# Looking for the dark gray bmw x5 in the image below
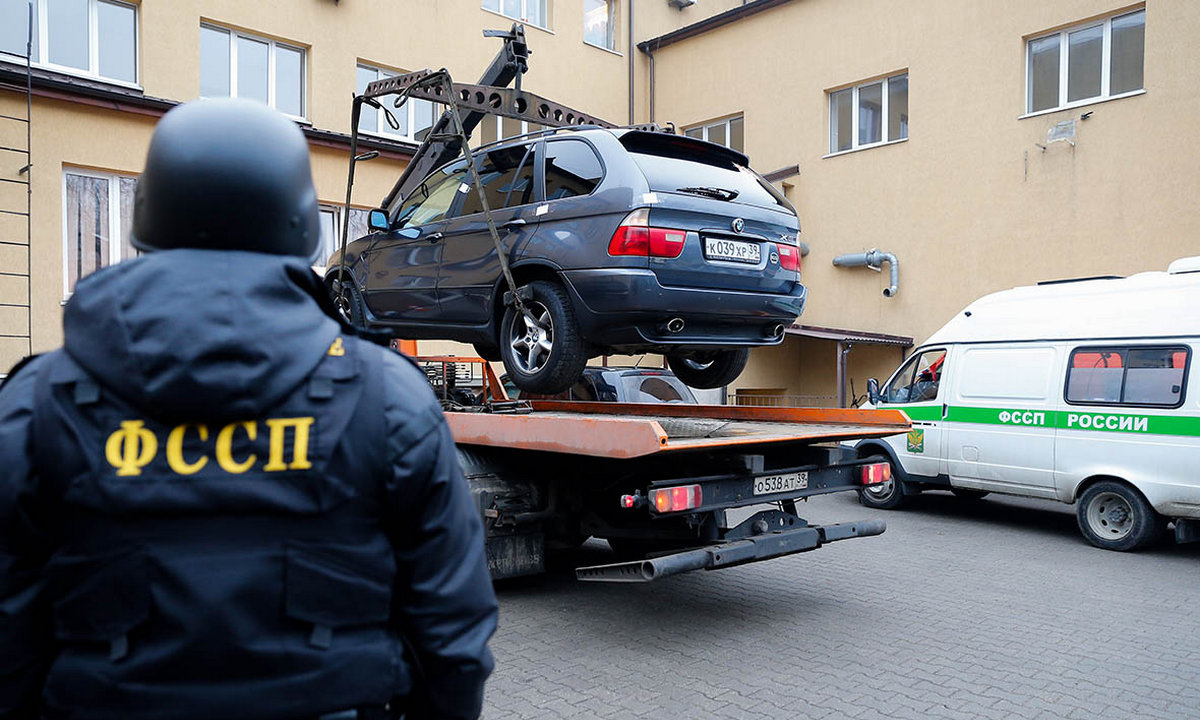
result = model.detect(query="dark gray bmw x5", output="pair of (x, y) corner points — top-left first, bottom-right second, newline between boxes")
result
(326, 128), (806, 394)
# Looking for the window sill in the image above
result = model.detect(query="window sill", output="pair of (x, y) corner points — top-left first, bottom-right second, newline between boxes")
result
(823, 137), (908, 159)
(0, 53), (142, 92)
(1018, 89), (1146, 120)
(359, 127), (420, 144)
(481, 8), (554, 34)
(583, 41), (622, 57)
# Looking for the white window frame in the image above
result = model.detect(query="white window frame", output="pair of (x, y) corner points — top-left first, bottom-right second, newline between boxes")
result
(1, 0), (140, 88)
(200, 24), (306, 120)
(826, 72), (908, 156)
(60, 167), (136, 299)
(475, 115), (544, 146)
(582, 0), (616, 52)
(1023, 9), (1145, 117)
(482, 0), (549, 30)
(356, 63), (446, 144)
(683, 115), (744, 152)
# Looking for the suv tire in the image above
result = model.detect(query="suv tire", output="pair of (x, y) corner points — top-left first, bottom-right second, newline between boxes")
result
(330, 275), (365, 328)
(500, 281), (587, 394)
(667, 349), (750, 389)
(1076, 480), (1166, 551)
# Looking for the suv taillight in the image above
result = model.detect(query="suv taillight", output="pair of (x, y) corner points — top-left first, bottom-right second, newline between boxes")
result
(775, 243), (801, 272)
(608, 208), (687, 259)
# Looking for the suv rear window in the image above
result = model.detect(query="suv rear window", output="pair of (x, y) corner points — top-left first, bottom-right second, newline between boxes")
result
(620, 133), (788, 210)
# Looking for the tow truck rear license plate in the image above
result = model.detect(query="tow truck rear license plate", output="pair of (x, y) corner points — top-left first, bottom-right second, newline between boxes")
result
(705, 237), (760, 264)
(753, 472), (808, 496)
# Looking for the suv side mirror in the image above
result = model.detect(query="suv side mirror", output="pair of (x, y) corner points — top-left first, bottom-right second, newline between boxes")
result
(368, 208), (389, 231)
(866, 377), (881, 404)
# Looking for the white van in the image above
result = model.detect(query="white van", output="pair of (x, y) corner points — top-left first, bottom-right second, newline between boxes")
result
(853, 257), (1200, 551)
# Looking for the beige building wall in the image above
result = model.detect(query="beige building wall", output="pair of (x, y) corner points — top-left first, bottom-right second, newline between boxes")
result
(0, 0), (654, 371)
(4, 0), (1195, 405)
(643, 0), (1197, 401)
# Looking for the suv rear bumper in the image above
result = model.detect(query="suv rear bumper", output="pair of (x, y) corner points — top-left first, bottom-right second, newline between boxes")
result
(560, 268), (806, 350)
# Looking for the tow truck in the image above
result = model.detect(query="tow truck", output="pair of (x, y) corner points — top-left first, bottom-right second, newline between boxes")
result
(336, 26), (910, 582)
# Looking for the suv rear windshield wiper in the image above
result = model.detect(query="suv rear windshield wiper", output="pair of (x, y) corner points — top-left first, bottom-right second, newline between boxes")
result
(675, 186), (740, 201)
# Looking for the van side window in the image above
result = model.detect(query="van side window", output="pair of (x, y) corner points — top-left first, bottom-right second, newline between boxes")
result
(882, 349), (946, 404)
(543, 140), (604, 200)
(1066, 346), (1189, 408)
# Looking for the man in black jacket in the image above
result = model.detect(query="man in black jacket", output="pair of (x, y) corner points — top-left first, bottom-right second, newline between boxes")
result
(0, 99), (497, 720)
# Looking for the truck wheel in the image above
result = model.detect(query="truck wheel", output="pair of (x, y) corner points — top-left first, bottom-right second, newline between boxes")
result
(500, 281), (586, 395)
(1077, 481), (1166, 552)
(667, 349), (750, 389)
(858, 464), (907, 509)
(950, 488), (990, 501)
(330, 275), (365, 327)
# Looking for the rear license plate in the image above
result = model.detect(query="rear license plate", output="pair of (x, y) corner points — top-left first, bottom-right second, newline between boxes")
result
(753, 472), (809, 496)
(704, 237), (760, 264)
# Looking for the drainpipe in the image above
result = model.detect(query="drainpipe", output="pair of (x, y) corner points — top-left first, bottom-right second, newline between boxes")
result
(628, 0), (635, 124)
(836, 341), (850, 408)
(647, 48), (656, 123)
(832, 249), (899, 297)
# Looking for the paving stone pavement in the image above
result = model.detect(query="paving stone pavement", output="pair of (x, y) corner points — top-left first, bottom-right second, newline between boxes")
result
(483, 490), (1200, 719)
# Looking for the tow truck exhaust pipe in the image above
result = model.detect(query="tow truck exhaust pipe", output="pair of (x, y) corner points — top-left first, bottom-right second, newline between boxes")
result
(576, 519), (886, 582)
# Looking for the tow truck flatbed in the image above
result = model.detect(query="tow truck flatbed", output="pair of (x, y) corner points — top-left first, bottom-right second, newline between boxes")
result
(447, 401), (910, 458)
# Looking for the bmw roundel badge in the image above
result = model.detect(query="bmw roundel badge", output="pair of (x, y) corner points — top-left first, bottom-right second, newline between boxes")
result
(731, 218), (745, 233)
(769, 251), (780, 264)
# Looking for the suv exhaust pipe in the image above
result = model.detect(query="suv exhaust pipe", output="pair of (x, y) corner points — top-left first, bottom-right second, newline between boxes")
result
(768, 323), (786, 339)
(661, 318), (685, 334)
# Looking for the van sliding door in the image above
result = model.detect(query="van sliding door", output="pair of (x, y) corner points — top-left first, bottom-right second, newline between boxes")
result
(944, 345), (1059, 497)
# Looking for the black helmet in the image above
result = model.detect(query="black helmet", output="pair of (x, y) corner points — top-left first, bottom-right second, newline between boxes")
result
(132, 98), (320, 258)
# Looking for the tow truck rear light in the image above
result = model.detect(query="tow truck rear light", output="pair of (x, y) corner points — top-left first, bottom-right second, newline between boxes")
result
(607, 209), (686, 259)
(650, 484), (703, 513)
(776, 243), (801, 272)
(860, 463), (891, 485)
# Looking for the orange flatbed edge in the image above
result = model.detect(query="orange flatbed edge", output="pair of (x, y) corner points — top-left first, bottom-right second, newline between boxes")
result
(445, 401), (911, 459)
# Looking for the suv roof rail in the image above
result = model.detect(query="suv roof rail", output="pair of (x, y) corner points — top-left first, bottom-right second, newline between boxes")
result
(471, 121), (675, 153)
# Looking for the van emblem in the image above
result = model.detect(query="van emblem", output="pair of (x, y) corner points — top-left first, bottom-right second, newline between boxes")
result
(731, 218), (745, 233)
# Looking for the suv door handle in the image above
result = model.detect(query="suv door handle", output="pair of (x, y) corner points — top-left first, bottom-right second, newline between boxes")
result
(425, 232), (444, 243)
(500, 218), (527, 232)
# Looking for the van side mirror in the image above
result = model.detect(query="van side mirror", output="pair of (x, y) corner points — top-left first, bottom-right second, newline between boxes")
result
(368, 209), (389, 231)
(866, 378), (881, 404)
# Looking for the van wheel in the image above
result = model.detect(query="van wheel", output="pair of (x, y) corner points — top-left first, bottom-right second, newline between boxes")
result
(500, 281), (586, 395)
(667, 349), (750, 389)
(858, 464), (907, 510)
(950, 488), (990, 501)
(1076, 481), (1166, 551)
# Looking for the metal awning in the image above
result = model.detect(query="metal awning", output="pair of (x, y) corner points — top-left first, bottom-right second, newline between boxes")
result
(786, 324), (913, 347)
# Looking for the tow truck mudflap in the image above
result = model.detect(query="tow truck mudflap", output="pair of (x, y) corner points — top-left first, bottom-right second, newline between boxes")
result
(575, 518), (886, 583)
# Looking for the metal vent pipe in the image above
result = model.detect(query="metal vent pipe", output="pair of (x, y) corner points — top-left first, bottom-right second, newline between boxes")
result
(832, 249), (899, 297)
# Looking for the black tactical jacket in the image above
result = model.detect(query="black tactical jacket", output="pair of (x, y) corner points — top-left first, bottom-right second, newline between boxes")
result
(0, 250), (497, 720)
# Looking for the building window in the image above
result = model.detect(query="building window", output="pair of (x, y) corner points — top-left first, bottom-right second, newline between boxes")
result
(828, 72), (908, 154)
(583, 0), (615, 50)
(1026, 9), (1144, 114)
(482, 0), (547, 29)
(317, 205), (370, 269)
(62, 169), (137, 296)
(1, 0), (137, 85)
(200, 24), (305, 118)
(683, 116), (744, 153)
(355, 64), (443, 143)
